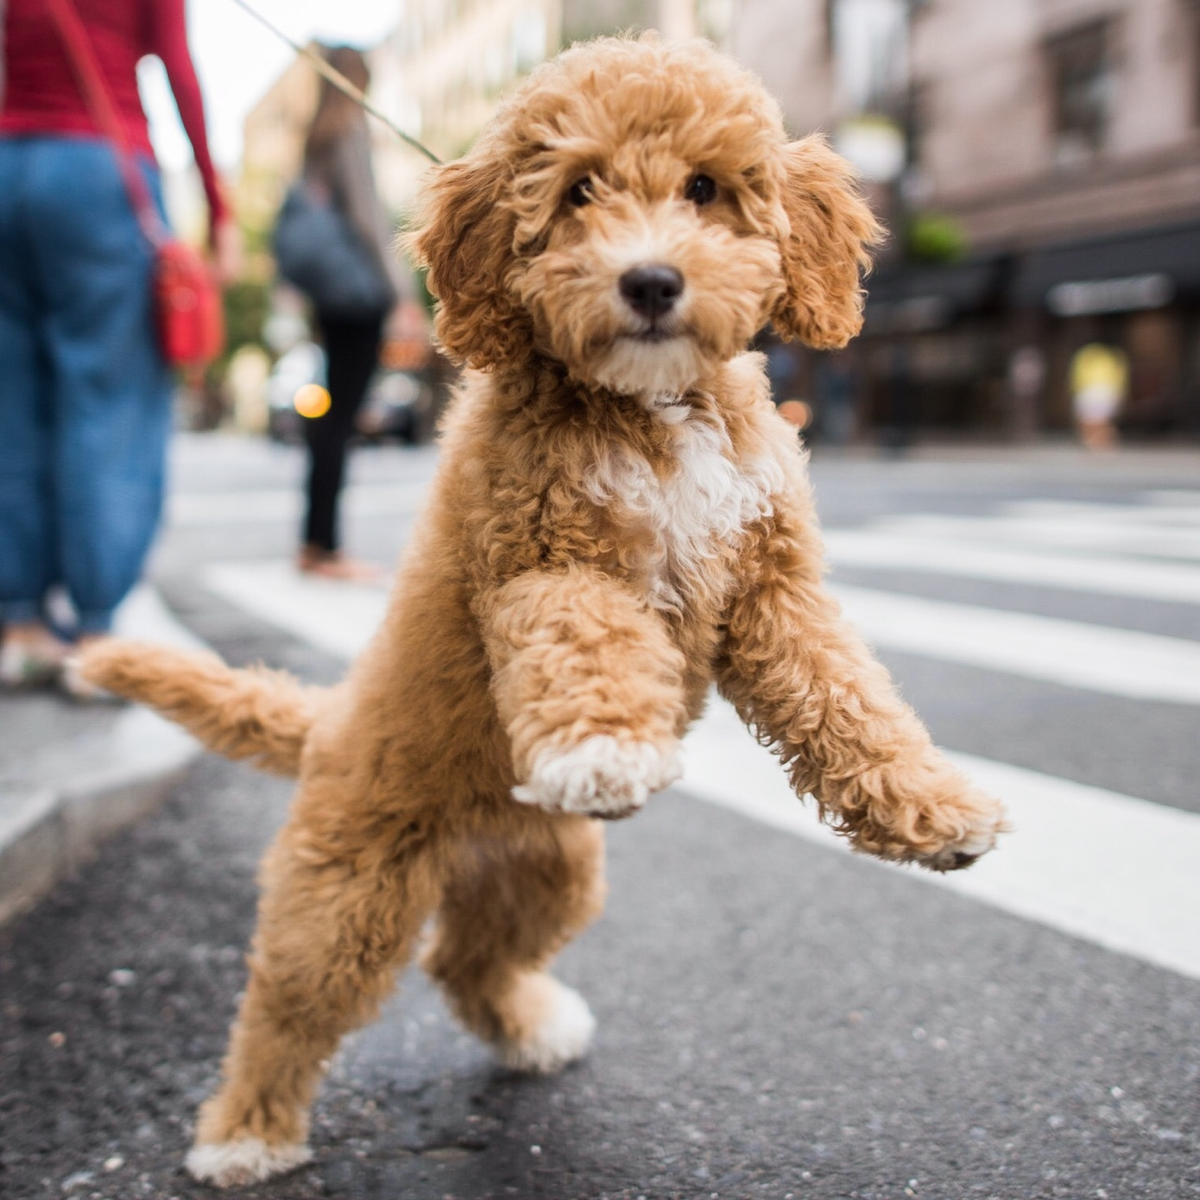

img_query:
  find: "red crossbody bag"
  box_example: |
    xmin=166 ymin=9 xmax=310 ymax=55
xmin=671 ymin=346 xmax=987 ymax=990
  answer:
xmin=45 ymin=0 xmax=226 ymax=369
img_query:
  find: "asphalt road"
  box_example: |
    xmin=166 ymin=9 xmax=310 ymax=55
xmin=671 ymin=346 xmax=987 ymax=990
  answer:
xmin=2 ymin=432 xmax=1198 ymax=1200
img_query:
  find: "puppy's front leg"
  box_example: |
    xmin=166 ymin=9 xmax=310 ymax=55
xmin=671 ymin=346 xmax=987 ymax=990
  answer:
xmin=718 ymin=505 xmax=1008 ymax=870
xmin=480 ymin=565 xmax=688 ymax=818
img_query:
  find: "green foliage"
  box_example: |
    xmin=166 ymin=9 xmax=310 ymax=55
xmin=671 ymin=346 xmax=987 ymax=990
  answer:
xmin=410 ymin=264 xmax=436 ymax=317
xmin=906 ymin=212 xmax=968 ymax=264
xmin=221 ymin=280 xmax=271 ymax=359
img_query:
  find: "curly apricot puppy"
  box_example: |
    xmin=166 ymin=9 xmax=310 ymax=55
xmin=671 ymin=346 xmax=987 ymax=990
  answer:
xmin=81 ymin=35 xmax=1007 ymax=1188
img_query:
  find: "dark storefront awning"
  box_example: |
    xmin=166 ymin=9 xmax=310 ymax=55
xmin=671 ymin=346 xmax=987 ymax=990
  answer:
xmin=863 ymin=257 xmax=1005 ymax=334
xmin=1010 ymin=219 xmax=1200 ymax=313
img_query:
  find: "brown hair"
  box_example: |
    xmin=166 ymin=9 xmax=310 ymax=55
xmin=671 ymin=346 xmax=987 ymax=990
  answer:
xmin=303 ymin=45 xmax=371 ymax=166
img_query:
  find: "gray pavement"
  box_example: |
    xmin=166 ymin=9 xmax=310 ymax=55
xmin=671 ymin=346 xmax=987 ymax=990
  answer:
xmin=0 ymin=589 xmax=201 ymax=926
xmin=2 ymin=432 xmax=1199 ymax=1200
xmin=3 ymin=589 xmax=1197 ymax=1200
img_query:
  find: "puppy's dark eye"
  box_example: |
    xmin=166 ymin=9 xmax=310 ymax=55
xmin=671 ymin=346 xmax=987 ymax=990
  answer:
xmin=567 ymin=177 xmax=594 ymax=207
xmin=684 ymin=174 xmax=717 ymax=206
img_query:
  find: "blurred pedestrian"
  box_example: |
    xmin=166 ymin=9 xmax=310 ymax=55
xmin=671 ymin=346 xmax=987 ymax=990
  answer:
xmin=813 ymin=349 xmax=858 ymax=446
xmin=880 ymin=340 xmax=914 ymax=455
xmin=1006 ymin=344 xmax=1045 ymax=442
xmin=291 ymin=46 xmax=426 ymax=581
xmin=0 ymin=0 xmax=235 ymax=692
xmin=1069 ymin=340 xmax=1128 ymax=452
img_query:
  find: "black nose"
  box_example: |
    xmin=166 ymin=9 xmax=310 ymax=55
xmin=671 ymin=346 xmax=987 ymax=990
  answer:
xmin=619 ymin=264 xmax=684 ymax=319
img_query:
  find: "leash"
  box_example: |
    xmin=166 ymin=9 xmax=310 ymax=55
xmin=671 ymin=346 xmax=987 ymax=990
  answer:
xmin=225 ymin=0 xmax=443 ymax=165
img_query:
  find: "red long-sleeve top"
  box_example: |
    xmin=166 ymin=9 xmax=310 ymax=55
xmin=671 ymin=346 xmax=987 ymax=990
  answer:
xmin=1 ymin=0 xmax=228 ymax=230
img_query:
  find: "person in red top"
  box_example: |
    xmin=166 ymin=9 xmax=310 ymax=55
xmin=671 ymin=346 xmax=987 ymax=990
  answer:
xmin=0 ymin=0 xmax=235 ymax=692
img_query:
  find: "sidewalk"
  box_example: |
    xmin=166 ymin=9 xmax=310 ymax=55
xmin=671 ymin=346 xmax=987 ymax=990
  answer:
xmin=0 ymin=588 xmax=203 ymax=925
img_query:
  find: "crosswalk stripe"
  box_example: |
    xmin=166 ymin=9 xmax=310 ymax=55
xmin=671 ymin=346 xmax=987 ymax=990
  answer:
xmin=681 ymin=696 xmax=1200 ymax=983
xmin=199 ymin=558 xmax=1200 ymax=980
xmin=204 ymin=561 xmax=387 ymax=659
xmin=1005 ymin=498 xmax=1200 ymax=526
xmin=1145 ymin=489 xmax=1200 ymax=507
xmin=831 ymin=583 xmax=1200 ymax=704
xmin=874 ymin=512 xmax=1200 ymax=561
xmin=169 ymin=481 xmax=431 ymax=527
xmin=206 ymin=562 xmax=1200 ymax=705
xmin=824 ymin=529 xmax=1200 ymax=605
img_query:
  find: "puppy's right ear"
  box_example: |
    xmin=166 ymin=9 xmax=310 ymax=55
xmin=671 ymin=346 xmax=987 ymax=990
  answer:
xmin=408 ymin=144 xmax=530 ymax=368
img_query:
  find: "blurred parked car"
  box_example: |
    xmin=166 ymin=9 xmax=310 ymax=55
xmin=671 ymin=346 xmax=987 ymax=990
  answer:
xmin=266 ymin=338 xmax=438 ymax=445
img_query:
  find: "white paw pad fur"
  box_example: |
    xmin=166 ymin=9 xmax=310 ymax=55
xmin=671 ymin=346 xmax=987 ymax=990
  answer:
xmin=500 ymin=980 xmax=596 ymax=1074
xmin=186 ymin=1137 xmax=312 ymax=1188
xmin=921 ymin=805 xmax=1007 ymax=872
xmin=513 ymin=735 xmax=682 ymax=818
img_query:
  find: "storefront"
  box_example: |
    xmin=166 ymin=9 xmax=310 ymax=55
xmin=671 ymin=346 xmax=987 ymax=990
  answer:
xmin=852 ymin=256 xmax=1010 ymax=441
xmin=821 ymin=219 xmax=1200 ymax=442
xmin=1009 ymin=219 xmax=1200 ymax=437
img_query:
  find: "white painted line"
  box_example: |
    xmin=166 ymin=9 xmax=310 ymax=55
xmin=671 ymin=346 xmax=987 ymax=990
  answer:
xmin=203 ymin=562 xmax=1200 ymax=704
xmin=169 ymin=481 xmax=431 ymax=527
xmin=1003 ymin=498 xmax=1200 ymax=526
xmin=830 ymin=583 xmax=1200 ymax=705
xmin=824 ymin=529 xmax=1200 ymax=605
xmin=197 ymin=560 xmax=1200 ymax=980
xmin=203 ymin=561 xmax=387 ymax=660
xmin=202 ymin=562 xmax=1200 ymax=704
xmin=876 ymin=513 xmax=1200 ymax=561
xmin=1145 ymin=490 xmax=1200 ymax=507
xmin=113 ymin=583 xmax=209 ymax=651
xmin=681 ymin=696 xmax=1200 ymax=982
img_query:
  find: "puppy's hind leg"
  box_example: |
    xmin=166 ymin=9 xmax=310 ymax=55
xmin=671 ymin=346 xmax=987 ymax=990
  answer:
xmin=187 ymin=787 xmax=444 ymax=1189
xmin=423 ymin=812 xmax=606 ymax=1074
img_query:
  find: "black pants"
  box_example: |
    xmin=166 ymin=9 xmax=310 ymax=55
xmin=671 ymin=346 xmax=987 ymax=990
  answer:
xmin=303 ymin=311 xmax=385 ymax=552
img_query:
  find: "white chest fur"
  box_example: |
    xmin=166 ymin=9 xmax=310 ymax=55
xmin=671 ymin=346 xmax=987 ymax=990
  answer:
xmin=581 ymin=406 xmax=783 ymax=611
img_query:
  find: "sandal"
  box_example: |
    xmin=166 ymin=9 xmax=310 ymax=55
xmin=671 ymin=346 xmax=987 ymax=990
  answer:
xmin=0 ymin=628 xmax=69 ymax=690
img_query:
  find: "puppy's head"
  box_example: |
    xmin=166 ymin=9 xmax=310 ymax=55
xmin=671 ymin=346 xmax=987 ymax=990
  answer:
xmin=411 ymin=36 xmax=882 ymax=395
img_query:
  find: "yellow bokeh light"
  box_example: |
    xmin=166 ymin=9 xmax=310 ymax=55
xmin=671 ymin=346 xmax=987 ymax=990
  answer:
xmin=294 ymin=384 xmax=331 ymax=419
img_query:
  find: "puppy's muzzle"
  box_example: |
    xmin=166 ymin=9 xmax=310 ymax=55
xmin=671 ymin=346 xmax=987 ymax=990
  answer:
xmin=619 ymin=264 xmax=684 ymax=321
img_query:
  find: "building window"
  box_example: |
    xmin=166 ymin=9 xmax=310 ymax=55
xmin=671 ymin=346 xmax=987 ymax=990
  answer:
xmin=1047 ymin=21 xmax=1114 ymax=166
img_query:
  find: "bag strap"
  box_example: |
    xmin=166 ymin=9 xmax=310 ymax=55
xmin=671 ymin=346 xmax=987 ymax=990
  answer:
xmin=44 ymin=0 xmax=167 ymax=247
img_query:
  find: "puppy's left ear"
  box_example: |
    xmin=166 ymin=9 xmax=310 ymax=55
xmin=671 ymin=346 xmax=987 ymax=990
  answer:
xmin=771 ymin=136 xmax=884 ymax=350
xmin=408 ymin=143 xmax=531 ymax=368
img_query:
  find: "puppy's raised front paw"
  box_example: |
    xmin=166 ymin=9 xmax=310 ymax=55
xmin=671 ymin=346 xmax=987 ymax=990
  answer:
xmin=916 ymin=789 xmax=1009 ymax=873
xmin=513 ymin=735 xmax=681 ymax=818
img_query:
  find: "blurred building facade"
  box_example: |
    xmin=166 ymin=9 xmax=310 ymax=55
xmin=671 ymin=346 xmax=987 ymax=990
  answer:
xmin=380 ymin=0 xmax=561 ymax=168
xmin=238 ymin=50 xmax=321 ymax=283
xmin=730 ymin=0 xmax=1200 ymax=441
xmin=238 ymin=0 xmax=705 ymax=238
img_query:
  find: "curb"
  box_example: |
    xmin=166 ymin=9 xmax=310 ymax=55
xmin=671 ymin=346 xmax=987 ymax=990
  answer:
xmin=0 ymin=587 xmax=204 ymax=926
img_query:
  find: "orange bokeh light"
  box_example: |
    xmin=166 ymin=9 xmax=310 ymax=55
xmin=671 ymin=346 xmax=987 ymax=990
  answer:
xmin=294 ymin=384 xmax=331 ymax=419
xmin=777 ymin=399 xmax=812 ymax=429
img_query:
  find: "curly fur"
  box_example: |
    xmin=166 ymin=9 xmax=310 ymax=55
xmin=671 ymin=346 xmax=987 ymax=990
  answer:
xmin=80 ymin=640 xmax=323 ymax=775
xmin=80 ymin=35 xmax=1006 ymax=1187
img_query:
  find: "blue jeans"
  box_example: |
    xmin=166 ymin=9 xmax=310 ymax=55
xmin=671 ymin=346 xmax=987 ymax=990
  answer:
xmin=0 ymin=136 xmax=173 ymax=634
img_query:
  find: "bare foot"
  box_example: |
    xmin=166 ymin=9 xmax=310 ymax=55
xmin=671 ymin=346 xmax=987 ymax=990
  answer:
xmin=296 ymin=547 xmax=384 ymax=583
